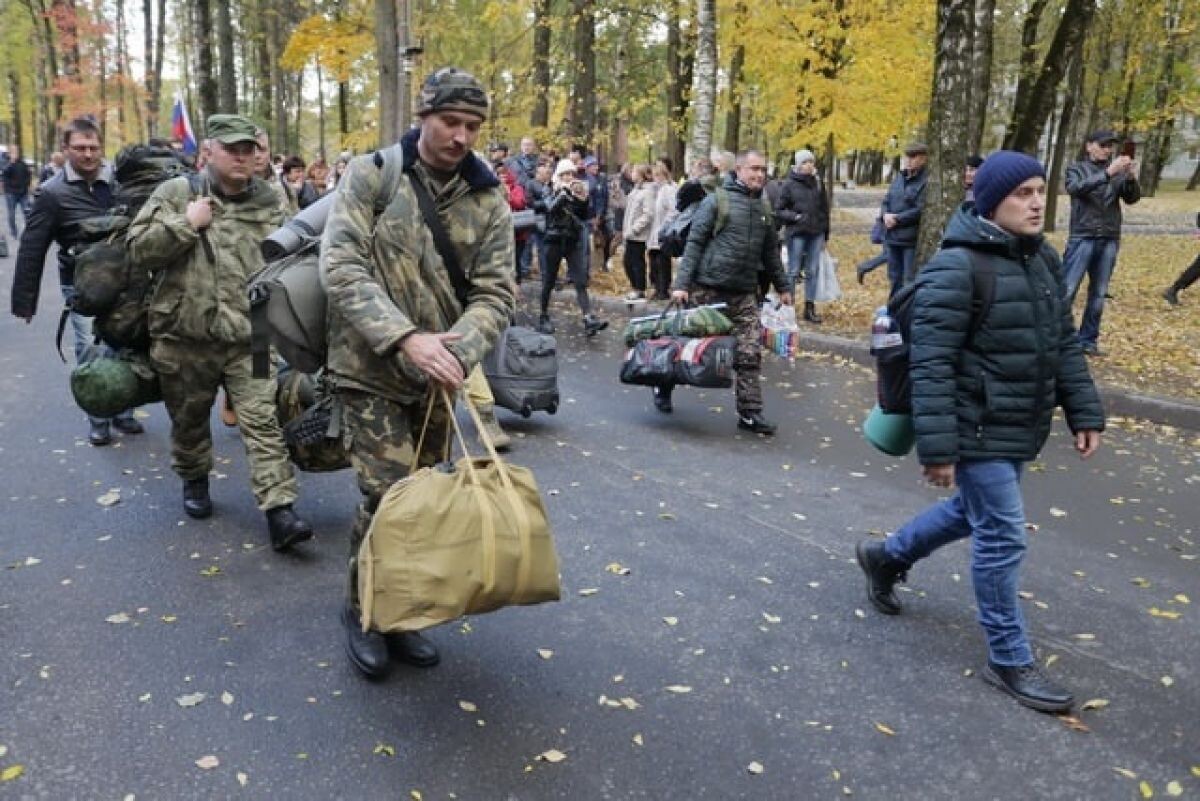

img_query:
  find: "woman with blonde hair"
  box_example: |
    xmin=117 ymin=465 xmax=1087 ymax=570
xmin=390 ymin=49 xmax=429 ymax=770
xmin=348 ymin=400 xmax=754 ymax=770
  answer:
xmin=621 ymin=164 xmax=656 ymax=301
xmin=647 ymin=157 xmax=678 ymax=299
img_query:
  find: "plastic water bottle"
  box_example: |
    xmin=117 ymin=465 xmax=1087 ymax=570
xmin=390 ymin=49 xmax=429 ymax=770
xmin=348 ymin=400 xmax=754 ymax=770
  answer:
xmin=871 ymin=306 xmax=902 ymax=354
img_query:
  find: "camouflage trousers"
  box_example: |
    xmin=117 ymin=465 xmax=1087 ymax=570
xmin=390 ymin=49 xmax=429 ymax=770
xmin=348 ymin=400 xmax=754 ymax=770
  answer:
xmin=687 ymin=287 xmax=764 ymax=414
xmin=150 ymin=339 xmax=297 ymax=511
xmin=340 ymin=388 xmax=453 ymax=607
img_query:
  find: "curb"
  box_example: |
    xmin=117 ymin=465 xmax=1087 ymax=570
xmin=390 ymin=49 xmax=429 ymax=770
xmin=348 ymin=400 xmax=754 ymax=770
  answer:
xmin=583 ymin=291 xmax=1200 ymax=432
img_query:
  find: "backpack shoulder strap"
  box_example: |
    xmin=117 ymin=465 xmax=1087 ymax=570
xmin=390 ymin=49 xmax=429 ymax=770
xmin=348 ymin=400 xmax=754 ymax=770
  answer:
xmin=713 ymin=186 xmax=729 ymax=234
xmin=961 ymin=248 xmax=997 ymax=339
xmin=371 ymin=145 xmax=405 ymax=216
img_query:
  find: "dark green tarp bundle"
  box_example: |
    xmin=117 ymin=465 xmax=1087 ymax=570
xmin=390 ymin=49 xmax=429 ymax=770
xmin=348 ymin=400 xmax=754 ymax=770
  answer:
xmin=70 ymin=350 xmax=161 ymax=419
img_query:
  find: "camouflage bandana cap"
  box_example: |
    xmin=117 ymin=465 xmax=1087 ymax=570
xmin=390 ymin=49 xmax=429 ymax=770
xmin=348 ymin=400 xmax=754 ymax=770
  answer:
xmin=416 ymin=67 xmax=489 ymax=120
xmin=207 ymin=114 xmax=262 ymax=146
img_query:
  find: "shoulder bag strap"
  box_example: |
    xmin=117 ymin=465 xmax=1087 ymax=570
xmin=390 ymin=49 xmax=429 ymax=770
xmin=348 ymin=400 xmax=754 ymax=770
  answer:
xmin=408 ymin=176 xmax=471 ymax=308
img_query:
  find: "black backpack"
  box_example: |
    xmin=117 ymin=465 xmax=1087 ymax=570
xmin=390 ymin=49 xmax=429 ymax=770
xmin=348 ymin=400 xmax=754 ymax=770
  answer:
xmin=873 ymin=248 xmax=997 ymax=415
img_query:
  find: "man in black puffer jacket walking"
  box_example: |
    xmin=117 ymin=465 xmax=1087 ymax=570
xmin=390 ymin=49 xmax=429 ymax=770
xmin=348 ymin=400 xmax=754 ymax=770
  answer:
xmin=671 ymin=149 xmax=791 ymax=433
xmin=855 ymin=152 xmax=1105 ymax=714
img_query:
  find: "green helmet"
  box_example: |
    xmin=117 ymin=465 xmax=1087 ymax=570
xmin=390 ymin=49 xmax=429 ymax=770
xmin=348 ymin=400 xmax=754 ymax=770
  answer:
xmin=71 ymin=357 xmax=140 ymax=418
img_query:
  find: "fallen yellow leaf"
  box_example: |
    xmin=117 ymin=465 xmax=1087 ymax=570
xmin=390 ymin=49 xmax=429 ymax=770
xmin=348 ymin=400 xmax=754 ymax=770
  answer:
xmin=538 ymin=749 xmax=567 ymax=763
xmin=1174 ymin=594 xmax=1190 ymax=604
xmin=1113 ymin=767 xmax=1138 ymax=780
xmin=665 ymin=685 xmax=693 ymax=694
xmin=1149 ymin=608 xmax=1182 ymax=620
xmin=1140 ymin=780 xmax=1154 ymax=798
xmin=1 ymin=765 xmax=24 ymax=782
xmin=874 ymin=722 xmax=896 ymax=736
xmin=195 ymin=755 xmax=220 ymax=770
xmin=747 ymin=761 xmax=764 ymax=775
xmin=373 ymin=743 xmax=395 ymax=757
xmin=458 ymin=700 xmax=478 ymax=713
xmin=1166 ymin=781 xmax=1182 ymax=797
xmin=1081 ymin=698 xmax=1110 ymax=711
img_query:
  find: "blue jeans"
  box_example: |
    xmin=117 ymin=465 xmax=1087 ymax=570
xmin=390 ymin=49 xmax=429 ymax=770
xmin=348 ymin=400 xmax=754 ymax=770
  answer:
xmin=787 ymin=233 xmax=825 ymax=301
xmin=61 ymin=285 xmax=136 ymax=426
xmin=885 ymin=245 xmax=914 ymax=300
xmin=1062 ymin=237 xmax=1119 ymax=347
xmin=884 ymin=460 xmax=1032 ymax=666
xmin=6 ymin=191 xmax=31 ymax=237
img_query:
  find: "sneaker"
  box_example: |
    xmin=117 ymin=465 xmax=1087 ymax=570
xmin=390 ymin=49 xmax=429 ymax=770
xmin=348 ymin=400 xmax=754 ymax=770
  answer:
xmin=583 ymin=314 xmax=608 ymax=338
xmin=737 ymin=412 xmax=777 ymax=435
xmin=537 ymin=314 xmax=555 ymax=335
xmin=982 ymin=661 xmax=1074 ymax=713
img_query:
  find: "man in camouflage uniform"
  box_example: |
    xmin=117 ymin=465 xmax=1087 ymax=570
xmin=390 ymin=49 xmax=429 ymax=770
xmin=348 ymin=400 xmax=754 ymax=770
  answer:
xmin=127 ymin=114 xmax=314 ymax=551
xmin=322 ymin=67 xmax=515 ymax=679
xmin=671 ymin=149 xmax=792 ymax=434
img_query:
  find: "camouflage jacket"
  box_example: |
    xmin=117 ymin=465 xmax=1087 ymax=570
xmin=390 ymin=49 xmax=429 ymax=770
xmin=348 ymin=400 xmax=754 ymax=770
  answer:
xmin=127 ymin=170 xmax=288 ymax=344
xmin=321 ymin=128 xmax=515 ymax=403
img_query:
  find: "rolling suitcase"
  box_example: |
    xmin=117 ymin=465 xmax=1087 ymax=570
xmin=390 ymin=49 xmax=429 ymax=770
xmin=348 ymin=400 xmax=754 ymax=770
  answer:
xmin=483 ymin=321 xmax=560 ymax=417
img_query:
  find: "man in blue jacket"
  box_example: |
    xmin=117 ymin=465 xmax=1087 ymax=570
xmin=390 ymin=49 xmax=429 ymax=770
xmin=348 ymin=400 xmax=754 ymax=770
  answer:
xmin=1062 ymin=129 xmax=1140 ymax=356
xmin=856 ymin=152 xmax=1105 ymax=713
xmin=879 ymin=142 xmax=929 ymax=298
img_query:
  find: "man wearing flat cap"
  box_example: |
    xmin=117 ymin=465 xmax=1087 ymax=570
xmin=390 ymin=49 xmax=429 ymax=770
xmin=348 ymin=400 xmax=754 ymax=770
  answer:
xmin=128 ymin=113 xmax=314 ymax=551
xmin=879 ymin=142 xmax=929 ymax=298
xmin=322 ymin=67 xmax=515 ymax=679
xmin=1062 ymin=129 xmax=1140 ymax=356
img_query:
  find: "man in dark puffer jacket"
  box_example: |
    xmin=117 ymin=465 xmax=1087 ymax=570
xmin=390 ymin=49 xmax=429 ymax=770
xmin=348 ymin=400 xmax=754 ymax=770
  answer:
xmin=671 ymin=149 xmax=791 ymax=433
xmin=856 ymin=152 xmax=1105 ymax=714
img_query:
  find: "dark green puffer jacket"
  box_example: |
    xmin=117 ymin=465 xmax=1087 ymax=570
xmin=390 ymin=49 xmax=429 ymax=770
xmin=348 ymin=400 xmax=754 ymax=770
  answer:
xmin=911 ymin=207 xmax=1105 ymax=465
xmin=673 ymin=176 xmax=788 ymax=295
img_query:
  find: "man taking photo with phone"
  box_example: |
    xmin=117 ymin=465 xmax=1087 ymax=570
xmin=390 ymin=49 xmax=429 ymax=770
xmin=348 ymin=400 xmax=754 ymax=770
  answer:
xmin=1061 ymin=130 xmax=1140 ymax=357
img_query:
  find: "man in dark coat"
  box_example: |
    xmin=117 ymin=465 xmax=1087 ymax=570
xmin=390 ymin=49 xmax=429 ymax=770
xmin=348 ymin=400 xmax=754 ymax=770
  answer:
xmin=10 ymin=117 xmax=144 ymax=445
xmin=670 ymin=149 xmax=792 ymax=433
xmin=879 ymin=142 xmax=929 ymax=298
xmin=855 ymin=152 xmax=1105 ymax=714
xmin=1062 ymin=129 xmax=1141 ymax=356
xmin=3 ymin=144 xmax=33 ymax=237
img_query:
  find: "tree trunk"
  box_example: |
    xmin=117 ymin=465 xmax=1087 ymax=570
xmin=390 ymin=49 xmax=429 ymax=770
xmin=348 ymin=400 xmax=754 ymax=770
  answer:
xmin=1045 ymin=48 xmax=1084 ymax=233
xmin=568 ymin=0 xmax=595 ymax=142
xmin=689 ymin=0 xmax=717 ymax=165
xmin=1004 ymin=0 xmax=1096 ymax=155
xmin=215 ymin=0 xmax=237 ymax=113
xmin=193 ymin=0 xmax=218 ymax=124
xmin=1003 ymin=0 xmax=1049 ymax=148
xmin=143 ymin=0 xmax=154 ymax=136
xmin=94 ymin=0 xmax=108 ymax=141
xmin=723 ymin=41 xmax=745 ymax=154
xmin=150 ymin=0 xmax=165 ymax=136
xmin=665 ymin=0 xmax=685 ymax=169
xmin=1185 ymin=158 xmax=1200 ymax=191
xmin=8 ymin=72 xmax=23 ymax=151
xmin=292 ymin=70 xmax=303 ymax=154
xmin=269 ymin=0 xmax=287 ymax=148
xmin=375 ymin=0 xmax=399 ymax=147
xmin=338 ymin=82 xmax=349 ymax=139
xmin=529 ymin=0 xmax=551 ymax=129
xmin=255 ymin=0 xmax=273 ymax=132
xmin=316 ymin=61 xmax=327 ymax=158
xmin=1137 ymin=1 xmax=1184 ymax=197
xmin=913 ymin=0 xmax=973 ymax=278
xmin=29 ymin=0 xmax=63 ymax=150
xmin=967 ymin=0 xmax=995 ymax=154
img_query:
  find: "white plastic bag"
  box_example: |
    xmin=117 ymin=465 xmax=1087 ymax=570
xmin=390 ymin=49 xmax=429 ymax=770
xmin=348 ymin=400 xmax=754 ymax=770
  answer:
xmin=814 ymin=249 xmax=841 ymax=302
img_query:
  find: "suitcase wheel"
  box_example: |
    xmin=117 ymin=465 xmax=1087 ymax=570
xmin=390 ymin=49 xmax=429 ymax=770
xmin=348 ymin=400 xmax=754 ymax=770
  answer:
xmin=520 ymin=403 xmax=532 ymax=418
xmin=547 ymin=400 xmax=558 ymax=414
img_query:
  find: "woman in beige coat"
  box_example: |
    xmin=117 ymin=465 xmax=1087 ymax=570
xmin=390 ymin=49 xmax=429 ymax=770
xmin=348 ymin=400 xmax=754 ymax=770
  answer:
xmin=621 ymin=164 xmax=657 ymax=301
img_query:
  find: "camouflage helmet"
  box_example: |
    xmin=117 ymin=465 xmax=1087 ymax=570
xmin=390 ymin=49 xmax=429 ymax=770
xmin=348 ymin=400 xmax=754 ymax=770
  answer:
xmin=416 ymin=67 xmax=489 ymax=120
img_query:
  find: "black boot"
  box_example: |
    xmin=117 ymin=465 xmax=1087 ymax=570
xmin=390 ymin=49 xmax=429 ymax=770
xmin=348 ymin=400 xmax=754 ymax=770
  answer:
xmin=652 ymin=385 xmax=673 ymax=413
xmin=982 ymin=662 xmax=1074 ymax=713
xmin=342 ymin=604 xmax=390 ymax=679
xmin=386 ymin=630 xmax=441 ymax=668
xmin=737 ymin=412 xmax=777 ymax=435
xmin=266 ymin=504 xmax=314 ymax=551
xmin=1163 ymin=286 xmax=1180 ymax=306
xmin=537 ymin=313 xmax=555 ymax=335
xmin=182 ymin=477 xmax=213 ymax=519
xmin=855 ymin=539 xmax=907 ymax=615
xmin=112 ymin=416 xmax=145 ymax=435
xmin=803 ymin=301 xmax=822 ymax=324
xmin=88 ymin=421 xmax=112 ymax=446
xmin=583 ymin=314 xmax=608 ymax=337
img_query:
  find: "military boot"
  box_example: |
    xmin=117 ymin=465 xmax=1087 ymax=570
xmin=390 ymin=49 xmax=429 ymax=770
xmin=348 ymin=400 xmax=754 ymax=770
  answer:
xmin=182 ymin=477 xmax=213 ymax=519
xmin=476 ymin=407 xmax=512 ymax=452
xmin=855 ymin=538 xmax=908 ymax=615
xmin=342 ymin=604 xmax=390 ymax=680
xmin=266 ymin=504 xmax=314 ymax=551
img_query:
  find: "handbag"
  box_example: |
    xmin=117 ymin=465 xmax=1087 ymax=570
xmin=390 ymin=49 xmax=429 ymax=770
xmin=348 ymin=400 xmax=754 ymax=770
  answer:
xmin=814 ymin=249 xmax=842 ymax=302
xmin=619 ymin=336 xmax=683 ymax=386
xmin=356 ymin=390 xmax=561 ymax=633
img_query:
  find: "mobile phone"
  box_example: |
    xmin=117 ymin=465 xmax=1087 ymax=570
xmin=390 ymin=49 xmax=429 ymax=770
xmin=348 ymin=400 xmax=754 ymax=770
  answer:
xmin=1121 ymin=141 xmax=1136 ymax=159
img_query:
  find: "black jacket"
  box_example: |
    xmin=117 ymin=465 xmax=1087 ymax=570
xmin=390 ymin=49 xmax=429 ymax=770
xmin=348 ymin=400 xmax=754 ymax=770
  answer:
xmin=881 ymin=167 xmax=928 ymax=247
xmin=2 ymin=159 xmax=33 ymax=195
xmin=11 ymin=163 xmax=117 ymax=318
xmin=543 ymin=188 xmax=588 ymax=245
xmin=774 ymin=169 xmax=830 ymax=238
xmin=674 ymin=176 xmax=787 ymax=295
xmin=910 ymin=207 xmax=1105 ymax=465
xmin=1065 ymin=158 xmax=1140 ymax=239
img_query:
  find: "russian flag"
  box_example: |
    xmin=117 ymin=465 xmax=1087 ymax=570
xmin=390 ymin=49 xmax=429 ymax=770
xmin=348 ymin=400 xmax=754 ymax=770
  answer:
xmin=171 ymin=94 xmax=198 ymax=154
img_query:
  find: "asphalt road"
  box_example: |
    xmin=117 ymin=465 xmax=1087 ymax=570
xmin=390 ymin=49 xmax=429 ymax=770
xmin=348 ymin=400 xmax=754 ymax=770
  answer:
xmin=1 ymin=259 xmax=1198 ymax=800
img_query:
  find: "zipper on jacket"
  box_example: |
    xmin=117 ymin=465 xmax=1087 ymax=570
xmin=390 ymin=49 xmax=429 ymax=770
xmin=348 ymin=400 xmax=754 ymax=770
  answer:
xmin=1024 ymin=252 xmax=1050 ymax=432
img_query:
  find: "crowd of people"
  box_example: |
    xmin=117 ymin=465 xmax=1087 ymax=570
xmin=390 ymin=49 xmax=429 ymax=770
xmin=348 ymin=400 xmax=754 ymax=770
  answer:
xmin=0 ymin=65 xmax=1193 ymax=718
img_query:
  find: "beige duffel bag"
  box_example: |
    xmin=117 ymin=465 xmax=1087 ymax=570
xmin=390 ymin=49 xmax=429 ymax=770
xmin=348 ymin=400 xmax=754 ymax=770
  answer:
xmin=357 ymin=390 xmax=561 ymax=632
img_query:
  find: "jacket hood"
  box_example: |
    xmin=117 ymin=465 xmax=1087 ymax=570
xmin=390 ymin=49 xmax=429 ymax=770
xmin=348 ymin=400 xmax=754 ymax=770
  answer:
xmin=723 ymin=174 xmax=760 ymax=197
xmin=400 ymin=127 xmax=499 ymax=190
xmin=939 ymin=204 xmax=1045 ymax=260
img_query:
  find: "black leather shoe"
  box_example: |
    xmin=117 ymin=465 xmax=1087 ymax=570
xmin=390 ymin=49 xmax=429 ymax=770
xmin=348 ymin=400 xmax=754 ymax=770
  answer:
xmin=342 ymin=605 xmax=390 ymax=679
xmin=266 ymin=504 xmax=314 ymax=551
xmin=652 ymin=385 xmax=673 ymax=413
xmin=112 ymin=417 xmax=144 ymax=435
xmin=855 ymin=539 xmax=908 ymax=615
xmin=537 ymin=314 xmax=555 ymax=335
xmin=983 ymin=661 xmax=1074 ymax=713
xmin=856 ymin=263 xmax=869 ymax=285
xmin=803 ymin=301 xmax=823 ymax=324
xmin=386 ymin=630 xmax=441 ymax=668
xmin=737 ymin=412 xmax=777 ymax=435
xmin=182 ymin=478 xmax=212 ymax=519
xmin=88 ymin=421 xmax=112 ymax=446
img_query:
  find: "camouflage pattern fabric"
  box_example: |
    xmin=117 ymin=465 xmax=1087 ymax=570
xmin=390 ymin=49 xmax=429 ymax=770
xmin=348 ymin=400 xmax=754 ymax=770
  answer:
xmin=340 ymin=388 xmax=452 ymax=607
xmin=688 ymin=287 xmax=764 ymax=415
xmin=622 ymin=304 xmax=734 ymax=346
xmin=415 ymin=67 xmax=490 ymax=119
xmin=320 ymin=153 xmax=515 ymax=404
xmin=150 ymin=339 xmax=297 ymax=510
xmin=127 ymin=169 xmax=288 ymax=345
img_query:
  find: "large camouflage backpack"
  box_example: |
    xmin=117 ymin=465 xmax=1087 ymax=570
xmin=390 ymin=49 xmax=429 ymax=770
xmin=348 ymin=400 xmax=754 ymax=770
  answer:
xmin=276 ymin=367 xmax=351 ymax=473
xmin=69 ymin=348 xmax=162 ymax=419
